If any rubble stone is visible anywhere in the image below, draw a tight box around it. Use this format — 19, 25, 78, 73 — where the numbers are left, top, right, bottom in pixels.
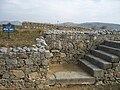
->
29, 72, 40, 80
12, 70, 25, 78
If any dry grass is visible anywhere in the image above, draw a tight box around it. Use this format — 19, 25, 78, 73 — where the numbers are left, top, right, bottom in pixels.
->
0, 28, 44, 47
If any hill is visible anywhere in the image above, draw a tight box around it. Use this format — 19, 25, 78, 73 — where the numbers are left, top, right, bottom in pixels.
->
59, 22, 120, 30
79, 22, 120, 30
0, 21, 22, 26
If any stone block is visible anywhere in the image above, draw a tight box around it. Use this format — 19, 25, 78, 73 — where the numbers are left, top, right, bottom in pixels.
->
40, 52, 45, 60
5, 59, 17, 65
60, 53, 66, 58
2, 72, 10, 79
0, 47, 8, 54
12, 70, 25, 78
32, 47, 38, 52
51, 50, 60, 53
0, 53, 4, 58
33, 52, 40, 58
42, 59, 49, 66
18, 53, 28, 59
29, 72, 40, 80
38, 46, 45, 52
45, 50, 53, 58
13, 48, 19, 52
24, 59, 33, 65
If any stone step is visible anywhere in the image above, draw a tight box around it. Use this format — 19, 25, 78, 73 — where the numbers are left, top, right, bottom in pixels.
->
79, 59, 104, 77
91, 49, 119, 63
48, 71, 95, 85
104, 40, 120, 49
98, 45, 120, 57
85, 54, 112, 69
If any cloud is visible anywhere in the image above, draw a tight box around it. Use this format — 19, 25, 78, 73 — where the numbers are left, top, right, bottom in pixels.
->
0, 0, 120, 24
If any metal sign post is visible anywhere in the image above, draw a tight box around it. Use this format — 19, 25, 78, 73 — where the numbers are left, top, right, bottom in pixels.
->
2, 23, 15, 39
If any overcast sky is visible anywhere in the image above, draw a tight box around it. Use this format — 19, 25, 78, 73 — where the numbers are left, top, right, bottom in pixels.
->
0, 0, 120, 24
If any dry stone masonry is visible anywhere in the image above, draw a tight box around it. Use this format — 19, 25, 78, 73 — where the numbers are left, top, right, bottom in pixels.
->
0, 36, 53, 89
45, 29, 120, 86
22, 22, 92, 31
45, 30, 120, 64
0, 29, 120, 89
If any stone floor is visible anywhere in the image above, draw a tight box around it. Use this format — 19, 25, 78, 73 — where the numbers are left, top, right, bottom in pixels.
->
48, 64, 95, 85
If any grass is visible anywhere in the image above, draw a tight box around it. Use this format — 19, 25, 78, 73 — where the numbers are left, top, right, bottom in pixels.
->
0, 28, 44, 47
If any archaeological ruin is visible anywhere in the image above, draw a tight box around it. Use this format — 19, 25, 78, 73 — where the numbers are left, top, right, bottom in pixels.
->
0, 22, 120, 89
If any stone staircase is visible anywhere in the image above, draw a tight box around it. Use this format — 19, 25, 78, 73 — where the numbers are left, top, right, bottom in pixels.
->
49, 40, 120, 86
79, 40, 120, 77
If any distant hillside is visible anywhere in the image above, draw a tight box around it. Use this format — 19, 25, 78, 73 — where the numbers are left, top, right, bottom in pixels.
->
58, 22, 79, 27
79, 22, 120, 30
0, 21, 22, 26
59, 22, 120, 30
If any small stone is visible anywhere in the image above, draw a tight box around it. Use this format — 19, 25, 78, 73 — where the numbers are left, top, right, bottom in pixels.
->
16, 47, 22, 50
18, 53, 28, 59
40, 52, 45, 60
5, 59, 17, 65
115, 72, 120, 78
96, 81, 104, 85
38, 46, 45, 52
116, 64, 120, 71
60, 53, 66, 58
13, 48, 19, 52
29, 72, 40, 80
45, 50, 53, 58
24, 59, 33, 65
93, 36, 97, 40
32, 44, 36, 47
26, 48, 31, 52
42, 59, 49, 66
0, 53, 4, 58
32, 47, 38, 52
0, 47, 8, 54
19, 49, 26, 53
51, 50, 60, 53
12, 70, 25, 78
3, 72, 10, 79
36, 44, 41, 48
37, 84, 44, 89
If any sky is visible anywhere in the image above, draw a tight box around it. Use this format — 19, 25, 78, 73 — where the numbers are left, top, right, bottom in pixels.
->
0, 0, 120, 24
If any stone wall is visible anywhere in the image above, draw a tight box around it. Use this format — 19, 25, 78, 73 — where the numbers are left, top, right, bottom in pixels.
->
0, 37, 53, 89
22, 22, 92, 31
44, 30, 120, 64
0, 29, 120, 89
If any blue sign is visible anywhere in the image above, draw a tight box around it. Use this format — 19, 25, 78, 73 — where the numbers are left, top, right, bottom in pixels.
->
2, 23, 15, 33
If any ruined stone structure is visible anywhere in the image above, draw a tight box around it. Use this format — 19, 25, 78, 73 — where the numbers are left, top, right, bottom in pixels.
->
45, 30, 120, 86
22, 22, 92, 31
45, 30, 120, 64
0, 37, 53, 89
0, 29, 120, 89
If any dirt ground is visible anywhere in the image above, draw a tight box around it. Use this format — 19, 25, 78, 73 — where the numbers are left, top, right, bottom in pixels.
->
49, 84, 120, 90
48, 63, 85, 75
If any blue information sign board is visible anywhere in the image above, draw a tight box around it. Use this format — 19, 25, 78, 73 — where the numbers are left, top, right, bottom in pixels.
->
2, 23, 15, 33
